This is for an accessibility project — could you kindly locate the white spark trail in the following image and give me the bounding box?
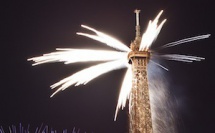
[158,54,205,63]
[114,66,132,121]
[50,59,128,97]
[159,34,210,49]
[77,25,130,52]
[28,49,127,65]
[139,10,166,51]
[150,60,169,71]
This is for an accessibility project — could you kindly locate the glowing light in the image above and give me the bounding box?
[139,10,166,51]
[50,59,128,97]
[28,49,127,66]
[114,66,132,121]
[155,54,205,63]
[160,34,211,49]
[77,25,130,52]
[28,10,210,121]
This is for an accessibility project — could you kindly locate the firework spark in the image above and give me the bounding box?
[77,25,130,52]
[114,66,132,120]
[159,34,210,49]
[28,10,210,122]
[28,49,127,65]
[140,10,167,51]
[50,59,128,97]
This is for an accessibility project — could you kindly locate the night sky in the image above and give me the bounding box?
[1,0,215,133]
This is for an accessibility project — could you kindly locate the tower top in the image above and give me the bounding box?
[134,9,141,26]
[134,9,141,40]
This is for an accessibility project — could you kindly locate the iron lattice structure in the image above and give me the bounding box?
[128,10,153,133]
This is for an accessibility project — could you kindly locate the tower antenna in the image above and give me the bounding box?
[134,9,141,40]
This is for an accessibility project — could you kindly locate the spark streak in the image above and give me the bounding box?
[77,25,130,52]
[114,66,132,120]
[159,34,210,49]
[50,59,128,97]
[139,10,166,51]
[28,49,127,65]
[150,60,169,71]
[157,54,205,63]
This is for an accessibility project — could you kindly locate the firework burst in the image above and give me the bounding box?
[28,10,210,128]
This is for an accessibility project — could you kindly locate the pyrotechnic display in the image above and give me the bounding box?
[28,10,210,133]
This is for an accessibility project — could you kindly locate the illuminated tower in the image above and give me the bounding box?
[128,10,153,133]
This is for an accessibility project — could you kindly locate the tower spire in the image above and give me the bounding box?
[134,9,141,40]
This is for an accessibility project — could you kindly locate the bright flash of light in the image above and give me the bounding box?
[28,49,127,66]
[28,10,210,123]
[114,66,132,121]
[77,25,130,52]
[28,24,130,99]
[50,59,128,97]
[139,10,166,51]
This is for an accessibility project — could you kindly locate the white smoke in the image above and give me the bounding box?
[148,60,178,133]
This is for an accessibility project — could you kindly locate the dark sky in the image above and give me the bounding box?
[1,0,215,133]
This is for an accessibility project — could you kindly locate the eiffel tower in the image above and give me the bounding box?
[128,10,153,133]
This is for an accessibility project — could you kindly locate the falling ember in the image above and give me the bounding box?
[28,9,210,133]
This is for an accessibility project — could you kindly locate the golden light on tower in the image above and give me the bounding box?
[128,9,153,133]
